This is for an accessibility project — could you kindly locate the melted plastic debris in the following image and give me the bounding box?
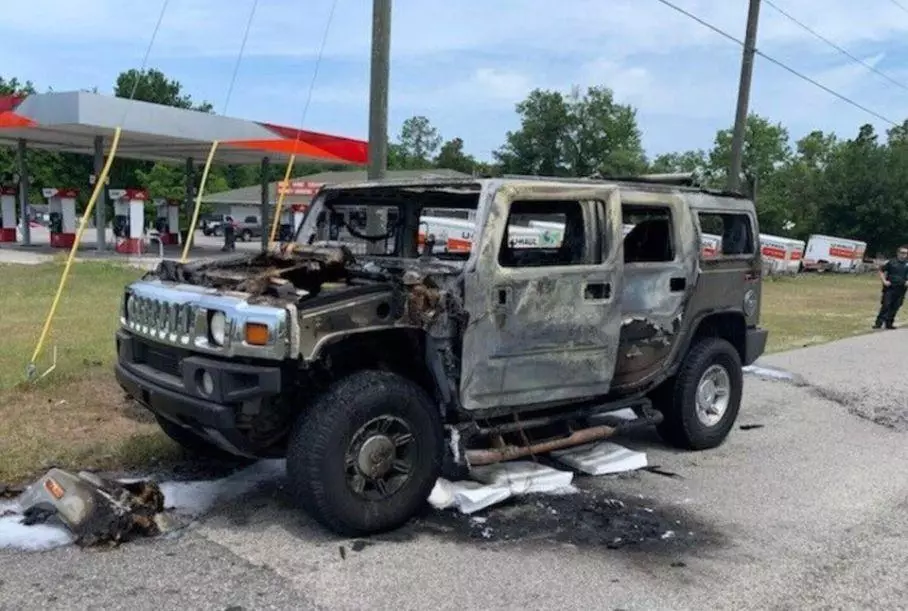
[0,460,287,552]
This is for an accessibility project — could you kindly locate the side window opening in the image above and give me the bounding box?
[698,212,754,257]
[497,200,591,268]
[622,205,674,263]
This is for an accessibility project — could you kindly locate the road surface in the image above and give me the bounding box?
[2,330,907,610]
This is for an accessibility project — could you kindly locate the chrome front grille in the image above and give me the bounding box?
[126,294,198,345]
[121,280,292,360]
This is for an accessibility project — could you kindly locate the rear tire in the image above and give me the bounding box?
[241,229,252,242]
[654,337,742,450]
[286,370,443,536]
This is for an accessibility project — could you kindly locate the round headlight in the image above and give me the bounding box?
[209,311,227,345]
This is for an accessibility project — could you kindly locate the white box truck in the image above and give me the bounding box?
[802,234,867,272]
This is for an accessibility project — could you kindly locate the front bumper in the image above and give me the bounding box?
[744,326,769,366]
[115,330,283,457]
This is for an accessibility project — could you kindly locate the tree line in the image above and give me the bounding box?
[2,70,905,255]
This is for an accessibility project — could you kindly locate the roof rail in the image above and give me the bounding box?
[501,172,700,187]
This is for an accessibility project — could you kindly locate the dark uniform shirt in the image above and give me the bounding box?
[883,258,908,289]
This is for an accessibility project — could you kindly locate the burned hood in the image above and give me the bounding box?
[145,243,464,304]
[146,243,357,299]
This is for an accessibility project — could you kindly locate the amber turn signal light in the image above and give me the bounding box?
[44,478,65,500]
[244,322,269,345]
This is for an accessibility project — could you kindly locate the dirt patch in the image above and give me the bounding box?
[0,372,179,485]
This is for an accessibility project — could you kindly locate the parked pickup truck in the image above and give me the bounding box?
[114,173,768,536]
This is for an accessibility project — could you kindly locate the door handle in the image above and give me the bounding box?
[584,282,611,300]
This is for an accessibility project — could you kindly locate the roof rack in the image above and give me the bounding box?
[501,172,700,187]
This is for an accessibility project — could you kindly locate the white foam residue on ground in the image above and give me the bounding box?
[0,501,73,551]
[743,365,795,380]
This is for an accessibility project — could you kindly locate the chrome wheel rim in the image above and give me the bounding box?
[344,415,416,501]
[695,364,731,427]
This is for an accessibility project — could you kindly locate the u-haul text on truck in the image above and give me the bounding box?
[418,216,553,253]
[759,233,805,273]
[802,234,866,272]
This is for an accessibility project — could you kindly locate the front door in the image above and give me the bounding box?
[460,183,625,412]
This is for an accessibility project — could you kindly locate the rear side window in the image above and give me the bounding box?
[622,205,674,263]
[498,200,595,267]
[698,212,754,257]
[244,216,258,223]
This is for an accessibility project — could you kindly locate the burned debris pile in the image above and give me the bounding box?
[14,469,176,548]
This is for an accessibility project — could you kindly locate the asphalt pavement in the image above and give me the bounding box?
[2,330,908,610]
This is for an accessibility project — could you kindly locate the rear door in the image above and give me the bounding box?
[460,183,624,412]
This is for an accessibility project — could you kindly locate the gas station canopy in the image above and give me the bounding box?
[0,91,368,165]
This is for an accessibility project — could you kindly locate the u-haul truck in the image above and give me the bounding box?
[802,234,867,272]
[759,233,794,273]
[418,216,548,253]
[700,232,722,258]
[783,237,805,273]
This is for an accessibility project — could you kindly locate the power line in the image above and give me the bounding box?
[764,0,908,93]
[221,0,260,115]
[652,0,900,126]
[888,0,908,15]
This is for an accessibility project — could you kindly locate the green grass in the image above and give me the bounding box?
[0,261,179,486]
[0,262,898,485]
[760,272,903,353]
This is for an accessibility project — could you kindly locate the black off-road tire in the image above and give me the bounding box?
[655,337,743,451]
[287,370,443,536]
[155,416,245,461]
[241,229,253,242]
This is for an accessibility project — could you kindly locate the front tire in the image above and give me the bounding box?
[241,229,252,242]
[655,337,742,450]
[287,370,443,536]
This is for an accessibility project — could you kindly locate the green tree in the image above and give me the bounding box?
[494,89,570,176]
[114,68,212,111]
[563,86,647,176]
[649,149,710,177]
[434,137,477,174]
[494,86,646,177]
[395,116,442,169]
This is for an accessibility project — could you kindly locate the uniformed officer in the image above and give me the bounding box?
[874,245,908,329]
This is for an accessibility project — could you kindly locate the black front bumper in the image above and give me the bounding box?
[115,330,283,457]
[744,326,769,366]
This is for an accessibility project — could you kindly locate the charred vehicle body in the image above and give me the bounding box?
[115,174,768,536]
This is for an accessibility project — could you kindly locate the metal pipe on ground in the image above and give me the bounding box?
[465,424,618,466]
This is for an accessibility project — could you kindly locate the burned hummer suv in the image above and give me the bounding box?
[115,173,767,536]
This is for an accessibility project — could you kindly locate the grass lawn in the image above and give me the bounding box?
[760,272,903,353]
[0,261,179,487]
[0,261,899,486]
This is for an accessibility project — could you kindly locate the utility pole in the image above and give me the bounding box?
[365,0,391,253]
[727,0,761,193]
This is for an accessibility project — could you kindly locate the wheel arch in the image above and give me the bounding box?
[314,328,453,412]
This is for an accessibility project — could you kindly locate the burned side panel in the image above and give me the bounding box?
[460,182,625,412]
[612,190,698,391]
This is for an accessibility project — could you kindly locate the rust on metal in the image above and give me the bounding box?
[465,423,618,466]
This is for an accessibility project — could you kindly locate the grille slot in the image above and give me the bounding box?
[135,339,184,378]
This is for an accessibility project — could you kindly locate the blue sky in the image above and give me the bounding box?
[4,0,908,163]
